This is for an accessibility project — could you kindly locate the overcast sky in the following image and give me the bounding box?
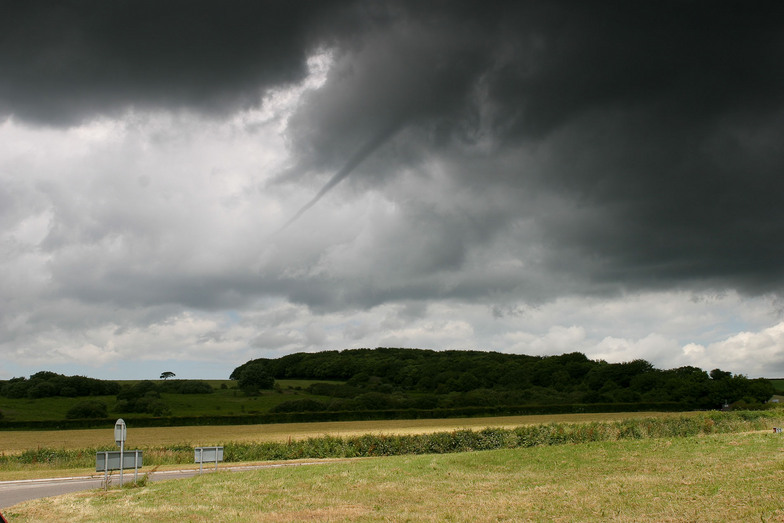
[2,0,784,380]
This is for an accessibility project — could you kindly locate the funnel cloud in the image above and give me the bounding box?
[279,118,404,230]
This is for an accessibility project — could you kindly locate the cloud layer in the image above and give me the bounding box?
[2,1,784,379]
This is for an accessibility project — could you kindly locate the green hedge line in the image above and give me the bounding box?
[1,411,781,470]
[0,402,684,431]
[220,410,782,461]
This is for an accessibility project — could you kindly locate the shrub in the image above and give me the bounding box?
[59,386,79,397]
[1,379,27,398]
[269,399,328,413]
[0,372,120,399]
[237,362,274,395]
[66,400,108,419]
[158,380,213,394]
[306,382,362,398]
[117,381,157,401]
[354,392,396,410]
[114,385,172,416]
[27,381,57,399]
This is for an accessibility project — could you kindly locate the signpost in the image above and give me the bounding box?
[114,418,126,485]
[96,450,143,482]
[95,418,143,489]
[195,446,224,473]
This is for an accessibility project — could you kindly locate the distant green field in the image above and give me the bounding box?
[0,380,340,422]
[0,395,118,422]
[769,379,784,392]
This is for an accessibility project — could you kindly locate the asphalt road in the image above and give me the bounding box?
[0,462,327,510]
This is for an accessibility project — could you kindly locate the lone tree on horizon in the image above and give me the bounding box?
[160,371,175,380]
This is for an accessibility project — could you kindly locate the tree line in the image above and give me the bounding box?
[1,349,775,421]
[0,371,121,398]
[232,348,775,412]
[0,373,215,419]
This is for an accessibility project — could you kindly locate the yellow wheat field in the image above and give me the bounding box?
[0,411,691,453]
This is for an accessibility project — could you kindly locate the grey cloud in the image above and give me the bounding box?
[280,0,784,300]
[4,0,784,315]
[531,106,784,293]
[283,11,490,169]
[0,0,350,125]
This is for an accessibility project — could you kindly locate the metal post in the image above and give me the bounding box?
[104,451,109,490]
[114,418,126,487]
[215,448,218,471]
[199,448,203,474]
[119,439,124,486]
[134,450,139,483]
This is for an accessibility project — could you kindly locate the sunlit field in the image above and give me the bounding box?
[2,410,778,485]
[6,431,784,522]
[0,412,703,482]
[0,411,690,454]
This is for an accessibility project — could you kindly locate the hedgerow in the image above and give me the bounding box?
[1,411,781,470]
[0,401,685,430]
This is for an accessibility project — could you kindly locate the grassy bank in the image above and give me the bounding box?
[6,429,784,521]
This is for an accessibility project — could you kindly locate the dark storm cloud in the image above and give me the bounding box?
[0,0,352,125]
[280,0,784,297]
[3,0,784,303]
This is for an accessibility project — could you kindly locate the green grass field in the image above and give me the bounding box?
[0,395,118,421]
[769,379,784,392]
[5,430,784,522]
[0,380,335,421]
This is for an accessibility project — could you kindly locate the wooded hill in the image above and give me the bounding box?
[0,349,774,429]
[232,348,774,412]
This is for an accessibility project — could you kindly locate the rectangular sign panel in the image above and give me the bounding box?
[114,418,126,446]
[194,446,224,463]
[96,450,143,471]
